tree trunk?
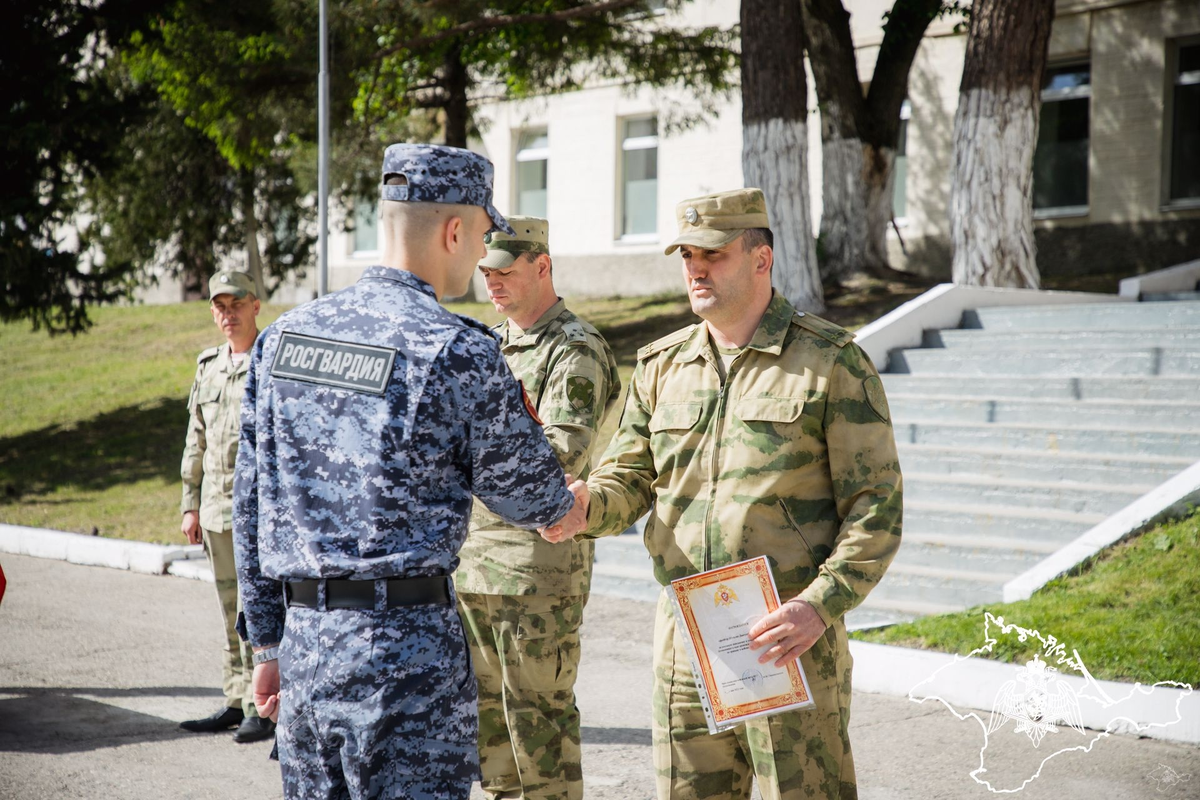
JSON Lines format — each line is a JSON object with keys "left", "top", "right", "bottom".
{"left": 950, "top": 0, "right": 1055, "bottom": 288}
{"left": 802, "top": 0, "right": 940, "bottom": 283}
{"left": 443, "top": 43, "right": 470, "bottom": 150}
{"left": 241, "top": 173, "right": 267, "bottom": 299}
{"left": 740, "top": 0, "right": 823, "bottom": 313}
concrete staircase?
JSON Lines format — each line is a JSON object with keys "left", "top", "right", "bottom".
{"left": 590, "top": 298, "right": 1200, "bottom": 628}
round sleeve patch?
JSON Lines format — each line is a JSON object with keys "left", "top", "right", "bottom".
{"left": 863, "top": 375, "right": 890, "bottom": 423}
{"left": 565, "top": 375, "right": 596, "bottom": 412}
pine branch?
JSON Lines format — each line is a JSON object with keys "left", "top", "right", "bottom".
{"left": 373, "top": 0, "right": 645, "bottom": 60}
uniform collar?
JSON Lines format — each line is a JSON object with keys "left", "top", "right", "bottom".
{"left": 503, "top": 298, "right": 566, "bottom": 347}
{"left": 222, "top": 336, "right": 257, "bottom": 376}
{"left": 744, "top": 292, "right": 795, "bottom": 356}
{"left": 358, "top": 265, "right": 437, "bottom": 299}
{"left": 673, "top": 291, "right": 794, "bottom": 364}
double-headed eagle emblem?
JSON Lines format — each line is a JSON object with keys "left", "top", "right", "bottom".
{"left": 986, "top": 654, "right": 1085, "bottom": 747}
{"left": 714, "top": 583, "right": 738, "bottom": 607}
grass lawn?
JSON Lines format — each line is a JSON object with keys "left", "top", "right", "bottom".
{"left": 0, "top": 275, "right": 929, "bottom": 545}
{"left": 852, "top": 510, "right": 1200, "bottom": 685}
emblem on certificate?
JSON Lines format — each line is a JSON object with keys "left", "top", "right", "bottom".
{"left": 669, "top": 556, "right": 815, "bottom": 734}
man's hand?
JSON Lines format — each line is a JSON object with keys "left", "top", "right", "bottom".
{"left": 748, "top": 598, "right": 827, "bottom": 668}
{"left": 181, "top": 511, "right": 202, "bottom": 545}
{"left": 251, "top": 659, "right": 280, "bottom": 723}
{"left": 540, "top": 474, "right": 589, "bottom": 543}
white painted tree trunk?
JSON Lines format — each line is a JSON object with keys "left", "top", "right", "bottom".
{"left": 819, "top": 133, "right": 894, "bottom": 281}
{"left": 743, "top": 117, "right": 824, "bottom": 313}
{"left": 950, "top": 87, "right": 1041, "bottom": 288}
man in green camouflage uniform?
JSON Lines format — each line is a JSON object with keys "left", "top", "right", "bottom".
{"left": 456, "top": 216, "right": 621, "bottom": 800}
{"left": 543, "top": 190, "right": 902, "bottom": 800}
{"left": 179, "top": 269, "right": 275, "bottom": 744}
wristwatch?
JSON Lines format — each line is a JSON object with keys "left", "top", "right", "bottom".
{"left": 252, "top": 646, "right": 281, "bottom": 665}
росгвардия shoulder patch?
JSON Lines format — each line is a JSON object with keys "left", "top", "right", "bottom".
{"left": 270, "top": 331, "right": 396, "bottom": 395}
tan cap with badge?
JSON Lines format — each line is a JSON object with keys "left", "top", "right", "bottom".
{"left": 479, "top": 216, "right": 550, "bottom": 270}
{"left": 208, "top": 270, "right": 256, "bottom": 300}
{"left": 664, "top": 188, "right": 770, "bottom": 255}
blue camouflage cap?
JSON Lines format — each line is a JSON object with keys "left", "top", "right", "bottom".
{"left": 381, "top": 143, "right": 515, "bottom": 236}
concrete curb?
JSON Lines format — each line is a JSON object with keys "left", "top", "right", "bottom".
{"left": 1003, "top": 461, "right": 1200, "bottom": 602}
{"left": 850, "top": 640, "right": 1199, "bottom": 745}
{"left": 0, "top": 523, "right": 203, "bottom": 576}
{"left": 167, "top": 558, "right": 215, "bottom": 582}
{"left": 1119, "top": 258, "right": 1200, "bottom": 298}
{"left": 853, "top": 283, "right": 1124, "bottom": 368}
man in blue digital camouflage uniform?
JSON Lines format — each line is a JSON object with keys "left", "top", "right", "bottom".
{"left": 232, "top": 143, "right": 583, "bottom": 800}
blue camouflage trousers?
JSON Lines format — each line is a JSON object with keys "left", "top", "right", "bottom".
{"left": 276, "top": 597, "right": 480, "bottom": 800}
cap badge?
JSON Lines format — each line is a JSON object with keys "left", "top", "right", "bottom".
{"left": 220, "top": 276, "right": 230, "bottom": 284}
{"left": 684, "top": 207, "right": 699, "bottom": 224}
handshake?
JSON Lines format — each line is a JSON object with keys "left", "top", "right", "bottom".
{"left": 540, "top": 474, "right": 589, "bottom": 543}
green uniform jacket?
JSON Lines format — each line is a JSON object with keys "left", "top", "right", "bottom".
{"left": 181, "top": 343, "right": 252, "bottom": 532}
{"left": 456, "top": 299, "right": 621, "bottom": 596}
{"left": 583, "top": 292, "right": 902, "bottom": 626}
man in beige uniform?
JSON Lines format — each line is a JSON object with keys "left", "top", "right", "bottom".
{"left": 179, "top": 269, "right": 275, "bottom": 744}
{"left": 544, "top": 189, "right": 903, "bottom": 800}
{"left": 456, "top": 216, "right": 621, "bottom": 800}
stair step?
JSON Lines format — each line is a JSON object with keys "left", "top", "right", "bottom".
{"left": 905, "top": 500, "right": 1102, "bottom": 542}
{"left": 894, "top": 532, "right": 1057, "bottom": 572}
{"left": 888, "top": 346, "right": 1200, "bottom": 377}
{"left": 894, "top": 419, "right": 1200, "bottom": 459}
{"left": 896, "top": 444, "right": 1193, "bottom": 485}
{"left": 962, "top": 301, "right": 1200, "bottom": 330}
{"left": 881, "top": 374, "right": 1200, "bottom": 402}
{"left": 869, "top": 562, "right": 1007, "bottom": 608}
{"left": 1142, "top": 291, "right": 1200, "bottom": 302}
{"left": 924, "top": 326, "right": 1200, "bottom": 350}
{"left": 848, "top": 596, "right": 962, "bottom": 631}
{"left": 889, "top": 395, "right": 1200, "bottom": 430}
{"left": 904, "top": 472, "right": 1148, "bottom": 515}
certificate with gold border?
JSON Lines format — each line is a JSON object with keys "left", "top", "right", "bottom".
{"left": 669, "top": 556, "right": 814, "bottom": 734}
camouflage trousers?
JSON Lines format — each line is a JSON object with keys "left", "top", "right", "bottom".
{"left": 276, "top": 597, "right": 479, "bottom": 800}
{"left": 458, "top": 592, "right": 586, "bottom": 800}
{"left": 653, "top": 595, "right": 857, "bottom": 800}
{"left": 202, "top": 528, "right": 256, "bottom": 717}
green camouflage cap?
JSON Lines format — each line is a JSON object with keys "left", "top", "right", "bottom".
{"left": 479, "top": 215, "right": 550, "bottom": 269}
{"left": 208, "top": 270, "right": 256, "bottom": 299}
{"left": 663, "top": 188, "right": 770, "bottom": 255}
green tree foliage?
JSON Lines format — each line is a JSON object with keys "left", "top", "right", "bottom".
{"left": 358, "top": 0, "right": 740, "bottom": 147}
{"left": 0, "top": 0, "right": 170, "bottom": 333}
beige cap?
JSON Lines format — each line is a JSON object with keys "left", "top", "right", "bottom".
{"left": 479, "top": 216, "right": 550, "bottom": 269}
{"left": 477, "top": 215, "right": 552, "bottom": 268}
{"left": 664, "top": 188, "right": 770, "bottom": 255}
{"left": 208, "top": 270, "right": 256, "bottom": 299}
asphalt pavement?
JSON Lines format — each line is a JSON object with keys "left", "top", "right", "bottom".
{"left": 1, "top": 553, "right": 1196, "bottom": 800}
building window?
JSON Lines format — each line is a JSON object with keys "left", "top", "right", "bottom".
{"left": 892, "top": 99, "right": 911, "bottom": 222}
{"left": 1169, "top": 42, "right": 1200, "bottom": 202}
{"left": 620, "top": 117, "right": 658, "bottom": 239}
{"left": 1033, "top": 63, "right": 1091, "bottom": 214}
{"left": 353, "top": 198, "right": 378, "bottom": 255}
{"left": 515, "top": 130, "right": 549, "bottom": 218}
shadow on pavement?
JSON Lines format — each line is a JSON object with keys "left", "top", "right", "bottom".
{"left": 582, "top": 726, "right": 652, "bottom": 746}
{"left": 0, "top": 687, "right": 222, "bottom": 754}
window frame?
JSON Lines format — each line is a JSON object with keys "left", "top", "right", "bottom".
{"left": 351, "top": 196, "right": 380, "bottom": 259}
{"left": 1032, "top": 59, "right": 1092, "bottom": 220}
{"left": 1162, "top": 36, "right": 1200, "bottom": 211}
{"left": 514, "top": 129, "right": 550, "bottom": 218}
{"left": 616, "top": 115, "right": 660, "bottom": 243}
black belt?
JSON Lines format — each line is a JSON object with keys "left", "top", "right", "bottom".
{"left": 285, "top": 577, "right": 451, "bottom": 610}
